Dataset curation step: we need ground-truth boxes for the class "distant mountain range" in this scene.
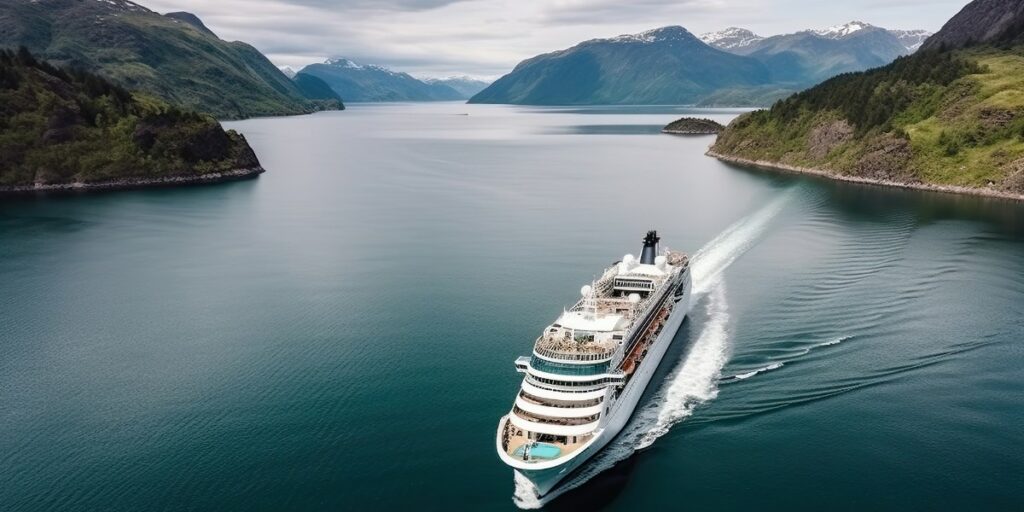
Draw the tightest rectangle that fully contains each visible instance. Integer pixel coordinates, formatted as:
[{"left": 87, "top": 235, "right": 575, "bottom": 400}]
[
  {"left": 424, "top": 76, "right": 491, "bottom": 98},
  {"left": 298, "top": 59, "right": 489, "bottom": 102},
  {"left": 0, "top": 0, "right": 341, "bottom": 119},
  {"left": 700, "top": 22, "right": 932, "bottom": 86},
  {"left": 471, "top": 22, "right": 931, "bottom": 107},
  {"left": 711, "top": 0, "right": 1024, "bottom": 197}
]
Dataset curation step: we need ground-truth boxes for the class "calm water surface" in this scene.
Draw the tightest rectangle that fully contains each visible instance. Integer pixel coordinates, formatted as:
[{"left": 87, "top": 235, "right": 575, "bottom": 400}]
[{"left": 1, "top": 103, "right": 1022, "bottom": 511}]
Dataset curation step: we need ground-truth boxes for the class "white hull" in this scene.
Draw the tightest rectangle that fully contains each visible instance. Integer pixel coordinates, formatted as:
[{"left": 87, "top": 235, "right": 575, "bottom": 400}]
[{"left": 510, "top": 272, "right": 692, "bottom": 496}]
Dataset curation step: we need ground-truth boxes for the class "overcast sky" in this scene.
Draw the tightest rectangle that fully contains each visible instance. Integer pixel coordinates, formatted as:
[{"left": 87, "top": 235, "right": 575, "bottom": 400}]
[{"left": 142, "top": 0, "right": 971, "bottom": 79}]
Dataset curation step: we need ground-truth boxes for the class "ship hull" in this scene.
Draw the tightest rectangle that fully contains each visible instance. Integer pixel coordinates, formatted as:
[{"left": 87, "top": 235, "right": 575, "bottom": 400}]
[{"left": 515, "top": 272, "right": 692, "bottom": 497}]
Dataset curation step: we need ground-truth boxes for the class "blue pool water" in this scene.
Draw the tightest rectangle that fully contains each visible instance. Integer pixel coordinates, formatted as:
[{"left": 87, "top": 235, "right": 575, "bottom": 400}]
[{"left": 514, "top": 443, "right": 562, "bottom": 460}]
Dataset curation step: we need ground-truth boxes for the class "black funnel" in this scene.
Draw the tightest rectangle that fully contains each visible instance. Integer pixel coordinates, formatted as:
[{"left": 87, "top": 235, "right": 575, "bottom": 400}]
[{"left": 640, "top": 230, "right": 660, "bottom": 264}]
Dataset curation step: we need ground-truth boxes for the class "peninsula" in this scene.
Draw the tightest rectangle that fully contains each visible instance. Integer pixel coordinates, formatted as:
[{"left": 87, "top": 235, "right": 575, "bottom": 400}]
[{"left": 0, "top": 48, "right": 263, "bottom": 195}]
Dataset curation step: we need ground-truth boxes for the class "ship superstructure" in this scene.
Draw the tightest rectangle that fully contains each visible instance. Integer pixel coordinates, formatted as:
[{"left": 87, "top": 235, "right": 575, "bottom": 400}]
[{"left": 496, "top": 230, "right": 692, "bottom": 497}]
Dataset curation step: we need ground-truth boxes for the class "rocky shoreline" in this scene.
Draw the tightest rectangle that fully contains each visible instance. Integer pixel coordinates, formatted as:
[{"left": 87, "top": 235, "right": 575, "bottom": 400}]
[
  {"left": 0, "top": 166, "right": 265, "bottom": 196},
  {"left": 706, "top": 150, "right": 1024, "bottom": 202}
]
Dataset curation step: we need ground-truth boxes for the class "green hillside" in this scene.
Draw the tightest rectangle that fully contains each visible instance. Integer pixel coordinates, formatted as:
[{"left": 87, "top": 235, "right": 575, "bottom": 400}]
[
  {"left": 712, "top": 0, "right": 1024, "bottom": 196},
  {"left": 0, "top": 47, "right": 261, "bottom": 190},
  {"left": 0, "top": 0, "right": 342, "bottom": 119},
  {"left": 712, "top": 48, "right": 1024, "bottom": 194}
]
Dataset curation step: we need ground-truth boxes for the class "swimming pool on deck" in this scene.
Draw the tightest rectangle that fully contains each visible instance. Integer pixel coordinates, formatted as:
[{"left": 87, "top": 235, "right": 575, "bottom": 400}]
[{"left": 512, "top": 442, "right": 562, "bottom": 460}]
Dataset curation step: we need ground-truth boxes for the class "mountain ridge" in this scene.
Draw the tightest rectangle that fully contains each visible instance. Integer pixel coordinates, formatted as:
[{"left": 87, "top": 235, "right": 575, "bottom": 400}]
[
  {"left": 0, "top": 0, "right": 341, "bottom": 119},
  {"left": 469, "top": 25, "right": 774, "bottom": 106},
  {"left": 299, "top": 58, "right": 479, "bottom": 101}
]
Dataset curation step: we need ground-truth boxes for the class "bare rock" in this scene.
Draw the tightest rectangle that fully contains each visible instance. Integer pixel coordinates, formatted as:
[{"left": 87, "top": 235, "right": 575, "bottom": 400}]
[
  {"left": 807, "top": 119, "right": 853, "bottom": 160},
  {"left": 849, "top": 133, "right": 915, "bottom": 181}
]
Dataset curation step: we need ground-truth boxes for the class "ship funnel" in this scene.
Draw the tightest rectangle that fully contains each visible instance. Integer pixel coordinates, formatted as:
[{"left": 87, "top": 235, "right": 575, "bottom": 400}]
[{"left": 640, "top": 230, "right": 660, "bottom": 265}]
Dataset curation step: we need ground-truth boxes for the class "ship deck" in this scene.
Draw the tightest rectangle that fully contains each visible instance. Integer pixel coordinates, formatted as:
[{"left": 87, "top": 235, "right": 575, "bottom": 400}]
[{"left": 504, "top": 431, "right": 587, "bottom": 463}]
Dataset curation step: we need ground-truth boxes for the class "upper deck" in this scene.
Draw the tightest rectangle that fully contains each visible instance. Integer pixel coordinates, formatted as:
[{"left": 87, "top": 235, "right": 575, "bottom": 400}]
[{"left": 531, "top": 248, "right": 688, "bottom": 364}]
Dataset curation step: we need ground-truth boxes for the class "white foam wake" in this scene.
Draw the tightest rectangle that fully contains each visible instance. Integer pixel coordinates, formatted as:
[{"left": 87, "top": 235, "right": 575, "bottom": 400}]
[
  {"left": 818, "top": 335, "right": 852, "bottom": 347},
  {"left": 731, "top": 361, "right": 784, "bottom": 381},
  {"left": 511, "top": 191, "right": 795, "bottom": 508},
  {"left": 689, "top": 190, "right": 794, "bottom": 297},
  {"left": 635, "top": 280, "right": 730, "bottom": 448},
  {"left": 512, "top": 470, "right": 543, "bottom": 509}
]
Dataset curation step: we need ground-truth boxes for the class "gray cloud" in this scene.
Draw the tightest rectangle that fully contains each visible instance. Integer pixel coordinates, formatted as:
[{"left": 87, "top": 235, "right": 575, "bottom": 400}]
[{"left": 141, "top": 0, "right": 971, "bottom": 79}]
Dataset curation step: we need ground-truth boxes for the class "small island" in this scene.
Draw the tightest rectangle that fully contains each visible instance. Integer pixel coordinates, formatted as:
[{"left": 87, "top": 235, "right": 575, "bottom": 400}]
[{"left": 662, "top": 117, "right": 725, "bottom": 135}]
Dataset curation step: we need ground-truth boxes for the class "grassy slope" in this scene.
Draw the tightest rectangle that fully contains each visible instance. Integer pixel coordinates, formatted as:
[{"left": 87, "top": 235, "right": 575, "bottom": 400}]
[
  {"left": 712, "top": 48, "right": 1024, "bottom": 193},
  {"left": 0, "top": 49, "right": 259, "bottom": 187}
]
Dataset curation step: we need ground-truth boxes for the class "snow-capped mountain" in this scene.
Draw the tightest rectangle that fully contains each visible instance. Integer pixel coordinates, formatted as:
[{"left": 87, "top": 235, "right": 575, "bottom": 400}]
[
  {"left": 702, "top": 21, "right": 927, "bottom": 87},
  {"left": 599, "top": 26, "right": 698, "bottom": 44},
  {"left": 278, "top": 66, "right": 296, "bottom": 79},
  {"left": 699, "top": 27, "right": 764, "bottom": 50},
  {"left": 704, "top": 22, "right": 931, "bottom": 54},
  {"left": 813, "top": 20, "right": 873, "bottom": 38},
  {"left": 812, "top": 21, "right": 932, "bottom": 51},
  {"left": 889, "top": 29, "right": 933, "bottom": 52}
]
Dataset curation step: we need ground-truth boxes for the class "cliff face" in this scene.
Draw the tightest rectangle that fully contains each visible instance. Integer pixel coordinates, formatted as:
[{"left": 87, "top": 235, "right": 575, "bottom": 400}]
[
  {"left": 921, "top": 0, "right": 1024, "bottom": 51},
  {"left": 0, "top": 48, "right": 262, "bottom": 192}
]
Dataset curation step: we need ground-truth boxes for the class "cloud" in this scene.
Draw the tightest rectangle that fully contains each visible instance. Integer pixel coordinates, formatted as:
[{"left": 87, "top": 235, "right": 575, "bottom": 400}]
[{"left": 539, "top": 0, "right": 733, "bottom": 24}]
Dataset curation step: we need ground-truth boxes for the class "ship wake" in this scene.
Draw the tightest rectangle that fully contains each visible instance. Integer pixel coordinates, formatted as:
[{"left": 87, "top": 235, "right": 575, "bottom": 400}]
[{"left": 512, "top": 191, "right": 794, "bottom": 508}]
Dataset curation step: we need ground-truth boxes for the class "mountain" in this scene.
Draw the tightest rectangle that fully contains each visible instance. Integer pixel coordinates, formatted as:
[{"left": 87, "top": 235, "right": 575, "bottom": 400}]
[
  {"left": 293, "top": 73, "right": 343, "bottom": 101},
  {"left": 920, "top": 0, "right": 1024, "bottom": 51},
  {"left": 704, "top": 22, "right": 928, "bottom": 87},
  {"left": 423, "top": 76, "right": 490, "bottom": 98},
  {"left": 298, "top": 58, "right": 466, "bottom": 102},
  {"left": 469, "top": 26, "right": 773, "bottom": 105},
  {"left": 279, "top": 66, "right": 297, "bottom": 79},
  {"left": 698, "top": 28, "right": 764, "bottom": 51},
  {"left": 0, "top": 47, "right": 261, "bottom": 192},
  {"left": 889, "top": 29, "right": 933, "bottom": 52},
  {"left": 710, "top": 0, "right": 1024, "bottom": 197},
  {"left": 0, "top": 0, "right": 341, "bottom": 119}
]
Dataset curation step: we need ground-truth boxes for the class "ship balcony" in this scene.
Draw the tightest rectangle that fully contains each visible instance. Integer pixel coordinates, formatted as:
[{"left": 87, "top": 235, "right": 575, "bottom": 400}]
[
  {"left": 514, "top": 356, "right": 529, "bottom": 373},
  {"left": 515, "top": 393, "right": 603, "bottom": 418},
  {"left": 510, "top": 406, "right": 600, "bottom": 431},
  {"left": 521, "top": 379, "right": 608, "bottom": 401}
]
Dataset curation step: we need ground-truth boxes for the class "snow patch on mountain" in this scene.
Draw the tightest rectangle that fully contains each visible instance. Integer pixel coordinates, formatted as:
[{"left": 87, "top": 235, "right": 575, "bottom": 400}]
[
  {"left": 597, "top": 26, "right": 696, "bottom": 44},
  {"left": 699, "top": 27, "right": 764, "bottom": 50},
  {"left": 889, "top": 29, "right": 933, "bottom": 52},
  {"left": 814, "top": 20, "right": 874, "bottom": 38}
]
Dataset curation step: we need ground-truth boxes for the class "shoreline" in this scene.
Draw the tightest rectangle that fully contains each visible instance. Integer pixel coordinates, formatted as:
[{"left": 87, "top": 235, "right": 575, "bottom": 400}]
[
  {"left": 662, "top": 129, "right": 719, "bottom": 135},
  {"left": 706, "top": 150, "right": 1024, "bottom": 203},
  {"left": 0, "top": 167, "right": 265, "bottom": 196}
]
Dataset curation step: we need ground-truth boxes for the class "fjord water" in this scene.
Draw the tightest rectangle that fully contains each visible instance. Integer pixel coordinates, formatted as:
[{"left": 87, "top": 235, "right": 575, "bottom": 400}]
[{"left": 1, "top": 103, "right": 1022, "bottom": 511}]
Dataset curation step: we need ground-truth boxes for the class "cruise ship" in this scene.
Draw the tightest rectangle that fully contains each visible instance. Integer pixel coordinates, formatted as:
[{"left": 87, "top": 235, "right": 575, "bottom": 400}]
[{"left": 496, "top": 230, "right": 692, "bottom": 497}]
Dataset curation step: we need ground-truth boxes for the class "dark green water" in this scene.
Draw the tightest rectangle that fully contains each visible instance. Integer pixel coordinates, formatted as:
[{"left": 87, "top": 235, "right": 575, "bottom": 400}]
[{"left": 1, "top": 103, "right": 1022, "bottom": 511}]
